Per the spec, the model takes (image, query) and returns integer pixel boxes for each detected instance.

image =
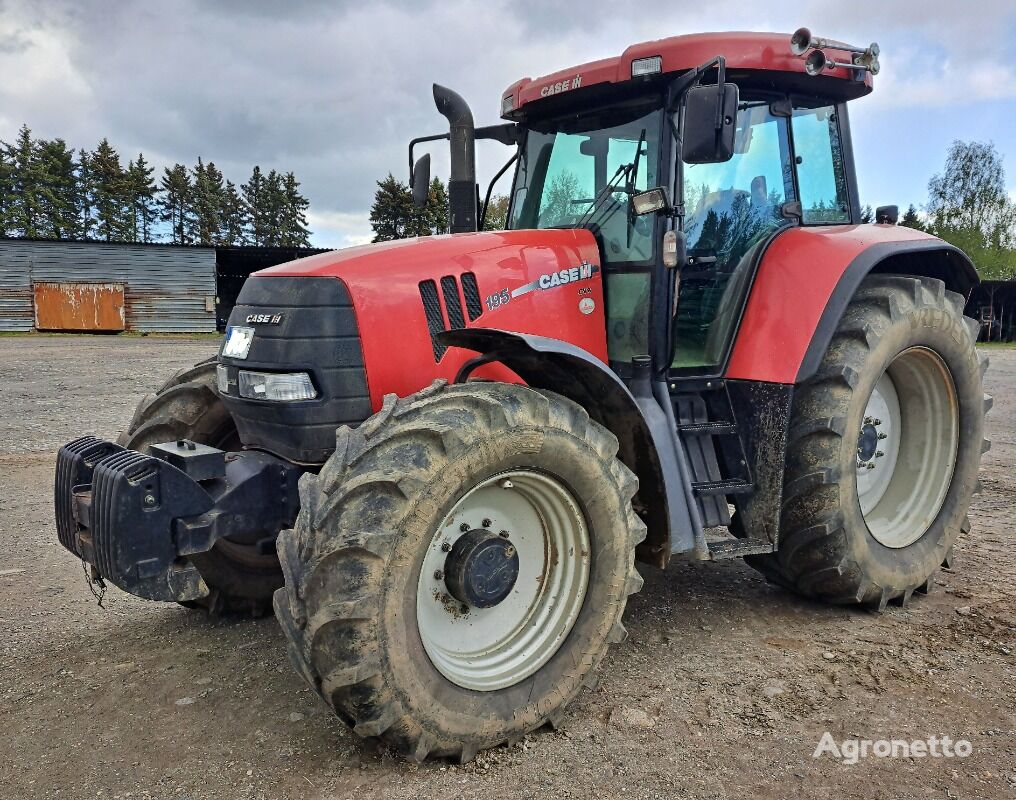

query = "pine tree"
[76,150,97,240]
[423,177,449,235]
[125,153,158,243]
[242,166,268,246]
[0,145,12,236]
[260,169,288,246]
[91,138,128,241]
[159,163,192,244]
[35,138,79,239]
[189,158,226,245]
[221,180,246,245]
[278,171,311,247]
[860,204,874,224]
[6,125,43,237]
[369,174,415,242]
[900,204,925,231]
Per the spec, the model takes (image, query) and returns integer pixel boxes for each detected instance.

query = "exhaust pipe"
[433,83,477,233]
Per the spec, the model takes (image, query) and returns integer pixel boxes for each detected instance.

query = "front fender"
[438,328,704,565]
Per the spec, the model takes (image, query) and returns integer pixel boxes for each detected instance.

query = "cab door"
[672,98,796,372]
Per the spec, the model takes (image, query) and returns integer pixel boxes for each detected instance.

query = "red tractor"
[56,30,989,761]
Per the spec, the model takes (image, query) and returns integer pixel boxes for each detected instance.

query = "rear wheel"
[119,358,283,615]
[274,381,645,761]
[746,274,989,609]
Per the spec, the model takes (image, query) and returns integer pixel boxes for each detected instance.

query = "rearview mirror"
[632,187,671,216]
[411,153,431,208]
[682,83,739,164]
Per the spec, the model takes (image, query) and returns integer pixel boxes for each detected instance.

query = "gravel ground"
[1,335,1013,800]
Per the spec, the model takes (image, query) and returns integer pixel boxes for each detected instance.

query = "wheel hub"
[444,529,519,608]
[856,418,886,467]
[416,469,590,691]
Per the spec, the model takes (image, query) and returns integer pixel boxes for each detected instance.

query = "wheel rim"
[855,347,959,548]
[416,470,590,691]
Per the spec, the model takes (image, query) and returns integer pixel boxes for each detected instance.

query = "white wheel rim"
[855,347,959,548]
[416,470,590,691]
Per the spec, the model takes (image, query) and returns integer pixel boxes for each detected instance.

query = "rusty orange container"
[33,282,126,332]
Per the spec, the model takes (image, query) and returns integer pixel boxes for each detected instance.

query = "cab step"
[679,421,738,436]
[692,478,753,497]
[707,538,775,560]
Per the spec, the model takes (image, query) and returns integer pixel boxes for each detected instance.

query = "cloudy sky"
[2,0,1015,247]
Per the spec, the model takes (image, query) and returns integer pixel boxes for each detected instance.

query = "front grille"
[219,276,371,464]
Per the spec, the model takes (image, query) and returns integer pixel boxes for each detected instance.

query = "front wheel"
[273,381,645,761]
[747,274,990,609]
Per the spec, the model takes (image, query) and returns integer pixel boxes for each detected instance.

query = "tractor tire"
[745,274,989,609]
[119,357,282,615]
[274,380,645,762]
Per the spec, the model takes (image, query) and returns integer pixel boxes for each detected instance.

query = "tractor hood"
[253,228,609,408]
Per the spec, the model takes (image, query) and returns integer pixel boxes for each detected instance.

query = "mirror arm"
[479,151,519,230]
[408,132,449,185]
[714,57,727,131]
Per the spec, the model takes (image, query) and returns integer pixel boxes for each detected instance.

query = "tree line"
[369,173,508,242]
[896,140,1016,280]
[0,124,311,247]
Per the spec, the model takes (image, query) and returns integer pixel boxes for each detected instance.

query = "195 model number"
[485,289,510,310]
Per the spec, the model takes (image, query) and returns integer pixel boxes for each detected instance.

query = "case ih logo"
[540,75,583,97]
[246,313,283,324]
[511,261,598,299]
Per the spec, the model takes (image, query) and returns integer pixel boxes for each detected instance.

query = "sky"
[2,0,1015,248]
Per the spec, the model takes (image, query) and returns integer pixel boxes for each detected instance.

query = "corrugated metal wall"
[0,239,217,332]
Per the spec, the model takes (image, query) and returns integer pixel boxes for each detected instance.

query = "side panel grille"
[419,273,484,362]
[441,276,466,330]
[419,280,447,361]
[460,272,483,321]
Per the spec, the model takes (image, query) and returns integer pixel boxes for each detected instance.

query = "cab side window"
[791,104,851,224]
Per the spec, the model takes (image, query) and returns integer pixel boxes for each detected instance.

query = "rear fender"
[438,328,705,566]
[726,226,978,384]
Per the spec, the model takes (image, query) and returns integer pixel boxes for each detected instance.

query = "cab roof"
[501,31,874,118]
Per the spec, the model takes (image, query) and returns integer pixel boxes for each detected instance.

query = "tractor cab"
[490,31,876,377]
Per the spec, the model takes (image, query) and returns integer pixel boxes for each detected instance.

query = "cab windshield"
[508,101,663,265]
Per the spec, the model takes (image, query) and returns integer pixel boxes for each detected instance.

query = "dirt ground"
[1,335,1013,800]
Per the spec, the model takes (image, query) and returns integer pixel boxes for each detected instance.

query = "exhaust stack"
[433,83,478,233]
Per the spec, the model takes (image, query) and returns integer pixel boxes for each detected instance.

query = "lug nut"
[434,570,444,580]
[499,530,510,538]
[459,523,470,532]
[878,432,888,440]
[441,541,452,552]
[866,463,876,470]
[482,518,492,528]
[143,494,156,506]
[505,546,516,558]
[873,418,882,426]
[500,478,514,489]
[875,450,884,458]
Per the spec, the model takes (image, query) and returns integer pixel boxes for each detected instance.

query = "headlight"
[216,364,230,394]
[237,370,318,401]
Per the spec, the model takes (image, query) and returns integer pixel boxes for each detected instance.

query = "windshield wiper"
[575,127,647,232]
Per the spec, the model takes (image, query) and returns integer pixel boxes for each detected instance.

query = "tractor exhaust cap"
[433,83,478,233]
